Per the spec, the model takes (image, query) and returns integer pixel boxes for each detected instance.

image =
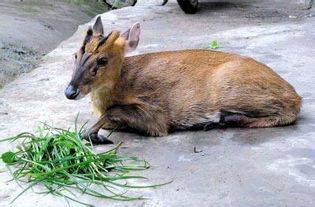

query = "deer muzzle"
[65,85,80,100]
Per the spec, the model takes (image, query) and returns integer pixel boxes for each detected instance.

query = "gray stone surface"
[0,0,315,206]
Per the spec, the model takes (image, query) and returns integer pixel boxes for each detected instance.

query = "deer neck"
[90,84,115,117]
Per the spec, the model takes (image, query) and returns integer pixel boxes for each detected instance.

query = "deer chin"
[73,91,87,100]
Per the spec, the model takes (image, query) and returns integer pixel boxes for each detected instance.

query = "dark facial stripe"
[83,28,93,46]
[96,32,113,50]
[70,53,93,87]
[79,53,92,67]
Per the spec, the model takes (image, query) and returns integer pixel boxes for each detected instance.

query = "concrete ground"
[0,0,315,206]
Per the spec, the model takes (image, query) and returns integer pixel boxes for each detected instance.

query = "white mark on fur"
[203,112,221,123]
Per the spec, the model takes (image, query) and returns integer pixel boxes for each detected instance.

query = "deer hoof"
[83,132,114,145]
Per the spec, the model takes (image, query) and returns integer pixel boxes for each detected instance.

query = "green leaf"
[1,151,16,164]
[209,40,219,49]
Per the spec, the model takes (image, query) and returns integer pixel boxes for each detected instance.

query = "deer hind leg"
[221,111,298,128]
[243,114,298,128]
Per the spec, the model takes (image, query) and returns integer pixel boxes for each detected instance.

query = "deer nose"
[65,85,80,100]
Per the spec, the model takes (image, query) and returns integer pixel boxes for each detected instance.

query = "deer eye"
[97,57,108,66]
[74,53,78,59]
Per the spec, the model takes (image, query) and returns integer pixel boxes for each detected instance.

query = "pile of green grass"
[0,123,166,206]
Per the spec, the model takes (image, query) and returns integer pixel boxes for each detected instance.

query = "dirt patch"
[0,42,40,87]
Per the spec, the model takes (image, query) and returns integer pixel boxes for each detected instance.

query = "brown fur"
[66,23,301,143]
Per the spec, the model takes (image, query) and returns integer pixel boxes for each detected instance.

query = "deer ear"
[121,22,140,53]
[93,16,104,35]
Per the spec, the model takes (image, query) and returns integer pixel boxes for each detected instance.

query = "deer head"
[65,16,140,100]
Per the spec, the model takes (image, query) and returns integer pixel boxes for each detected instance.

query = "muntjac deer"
[65,17,301,144]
